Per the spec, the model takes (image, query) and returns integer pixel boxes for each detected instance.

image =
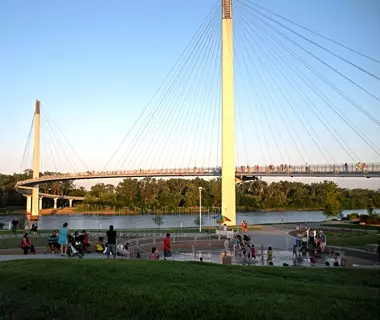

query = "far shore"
[0,206,374,217]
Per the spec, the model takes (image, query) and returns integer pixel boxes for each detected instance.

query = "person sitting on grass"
[48,231,60,254]
[20,233,35,255]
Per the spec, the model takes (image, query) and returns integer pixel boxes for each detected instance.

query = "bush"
[359,214,380,225]
[0,222,5,230]
[347,212,359,220]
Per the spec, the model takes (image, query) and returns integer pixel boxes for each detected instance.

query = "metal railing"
[15,162,380,189]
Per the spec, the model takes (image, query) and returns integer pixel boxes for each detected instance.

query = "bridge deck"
[15,163,380,190]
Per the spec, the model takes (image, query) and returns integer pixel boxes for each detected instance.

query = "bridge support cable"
[41,116,75,173]
[245,3,380,82]
[20,115,35,172]
[244,15,368,163]
[243,11,380,129]
[235,40,285,165]
[44,111,88,171]
[40,122,58,172]
[233,35,281,165]
[236,8,334,165]
[251,21,380,158]
[103,1,221,172]
[235,7,310,166]
[118,5,221,171]
[234,15,291,165]
[239,1,380,104]
[189,20,221,169]
[238,13,339,165]
[244,1,380,65]
[206,60,222,168]
[237,3,380,160]
[242,7,380,131]
[154,12,221,170]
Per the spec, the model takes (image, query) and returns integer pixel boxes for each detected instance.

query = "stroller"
[67,232,84,258]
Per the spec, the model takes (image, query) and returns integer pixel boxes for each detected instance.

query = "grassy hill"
[0,260,378,320]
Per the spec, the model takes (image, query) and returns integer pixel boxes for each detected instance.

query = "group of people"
[47,225,90,256]
[11,218,38,235]
[233,234,273,265]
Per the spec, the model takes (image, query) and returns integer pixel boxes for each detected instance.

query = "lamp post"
[199,187,203,232]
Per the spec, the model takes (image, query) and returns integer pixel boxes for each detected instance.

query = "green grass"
[322,223,380,230]
[326,232,380,248]
[0,260,378,320]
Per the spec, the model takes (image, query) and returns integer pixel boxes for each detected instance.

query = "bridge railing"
[14,162,380,188]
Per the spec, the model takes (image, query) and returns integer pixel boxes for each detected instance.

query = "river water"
[0,209,368,230]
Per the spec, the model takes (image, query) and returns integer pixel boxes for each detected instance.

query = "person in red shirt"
[163,233,172,260]
[20,233,36,255]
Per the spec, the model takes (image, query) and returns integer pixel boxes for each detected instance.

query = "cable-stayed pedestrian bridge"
[16,162,380,191]
[16,0,380,223]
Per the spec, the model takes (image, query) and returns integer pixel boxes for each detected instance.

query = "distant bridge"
[16,162,380,190]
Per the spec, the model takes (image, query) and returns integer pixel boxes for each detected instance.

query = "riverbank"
[1,206,371,217]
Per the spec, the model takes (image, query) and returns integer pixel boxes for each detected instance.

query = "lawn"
[326,231,379,248]
[322,223,380,231]
[0,260,379,320]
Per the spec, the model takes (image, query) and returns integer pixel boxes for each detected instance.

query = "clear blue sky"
[1,0,379,189]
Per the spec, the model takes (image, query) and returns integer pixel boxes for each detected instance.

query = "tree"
[323,182,342,218]
[152,215,164,227]
[194,216,204,226]
[367,200,374,216]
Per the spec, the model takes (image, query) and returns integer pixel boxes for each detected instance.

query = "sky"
[0,0,379,188]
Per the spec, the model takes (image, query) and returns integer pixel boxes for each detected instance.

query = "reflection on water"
[0,209,369,230]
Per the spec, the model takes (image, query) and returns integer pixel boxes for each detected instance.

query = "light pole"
[199,187,203,232]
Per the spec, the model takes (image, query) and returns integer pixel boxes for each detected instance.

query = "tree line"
[1,170,379,217]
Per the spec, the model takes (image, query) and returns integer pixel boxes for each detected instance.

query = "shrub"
[0,222,5,230]
[347,212,359,220]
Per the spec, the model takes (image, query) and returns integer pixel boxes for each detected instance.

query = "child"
[267,246,273,264]
[310,255,317,267]
[251,245,256,264]
[292,245,297,259]
[150,247,159,260]
[333,252,340,267]
[233,236,238,255]
[96,237,105,254]
[163,233,172,260]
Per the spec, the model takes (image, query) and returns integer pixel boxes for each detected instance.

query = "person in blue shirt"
[58,223,69,256]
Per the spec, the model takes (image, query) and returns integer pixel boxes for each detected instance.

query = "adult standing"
[106,225,117,259]
[58,222,69,256]
[11,219,18,234]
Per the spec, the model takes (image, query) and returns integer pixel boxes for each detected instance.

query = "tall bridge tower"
[221,0,236,225]
[31,99,41,219]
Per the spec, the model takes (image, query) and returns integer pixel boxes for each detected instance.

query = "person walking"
[163,233,172,260]
[106,225,117,259]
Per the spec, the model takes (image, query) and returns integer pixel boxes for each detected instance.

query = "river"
[0,209,369,230]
